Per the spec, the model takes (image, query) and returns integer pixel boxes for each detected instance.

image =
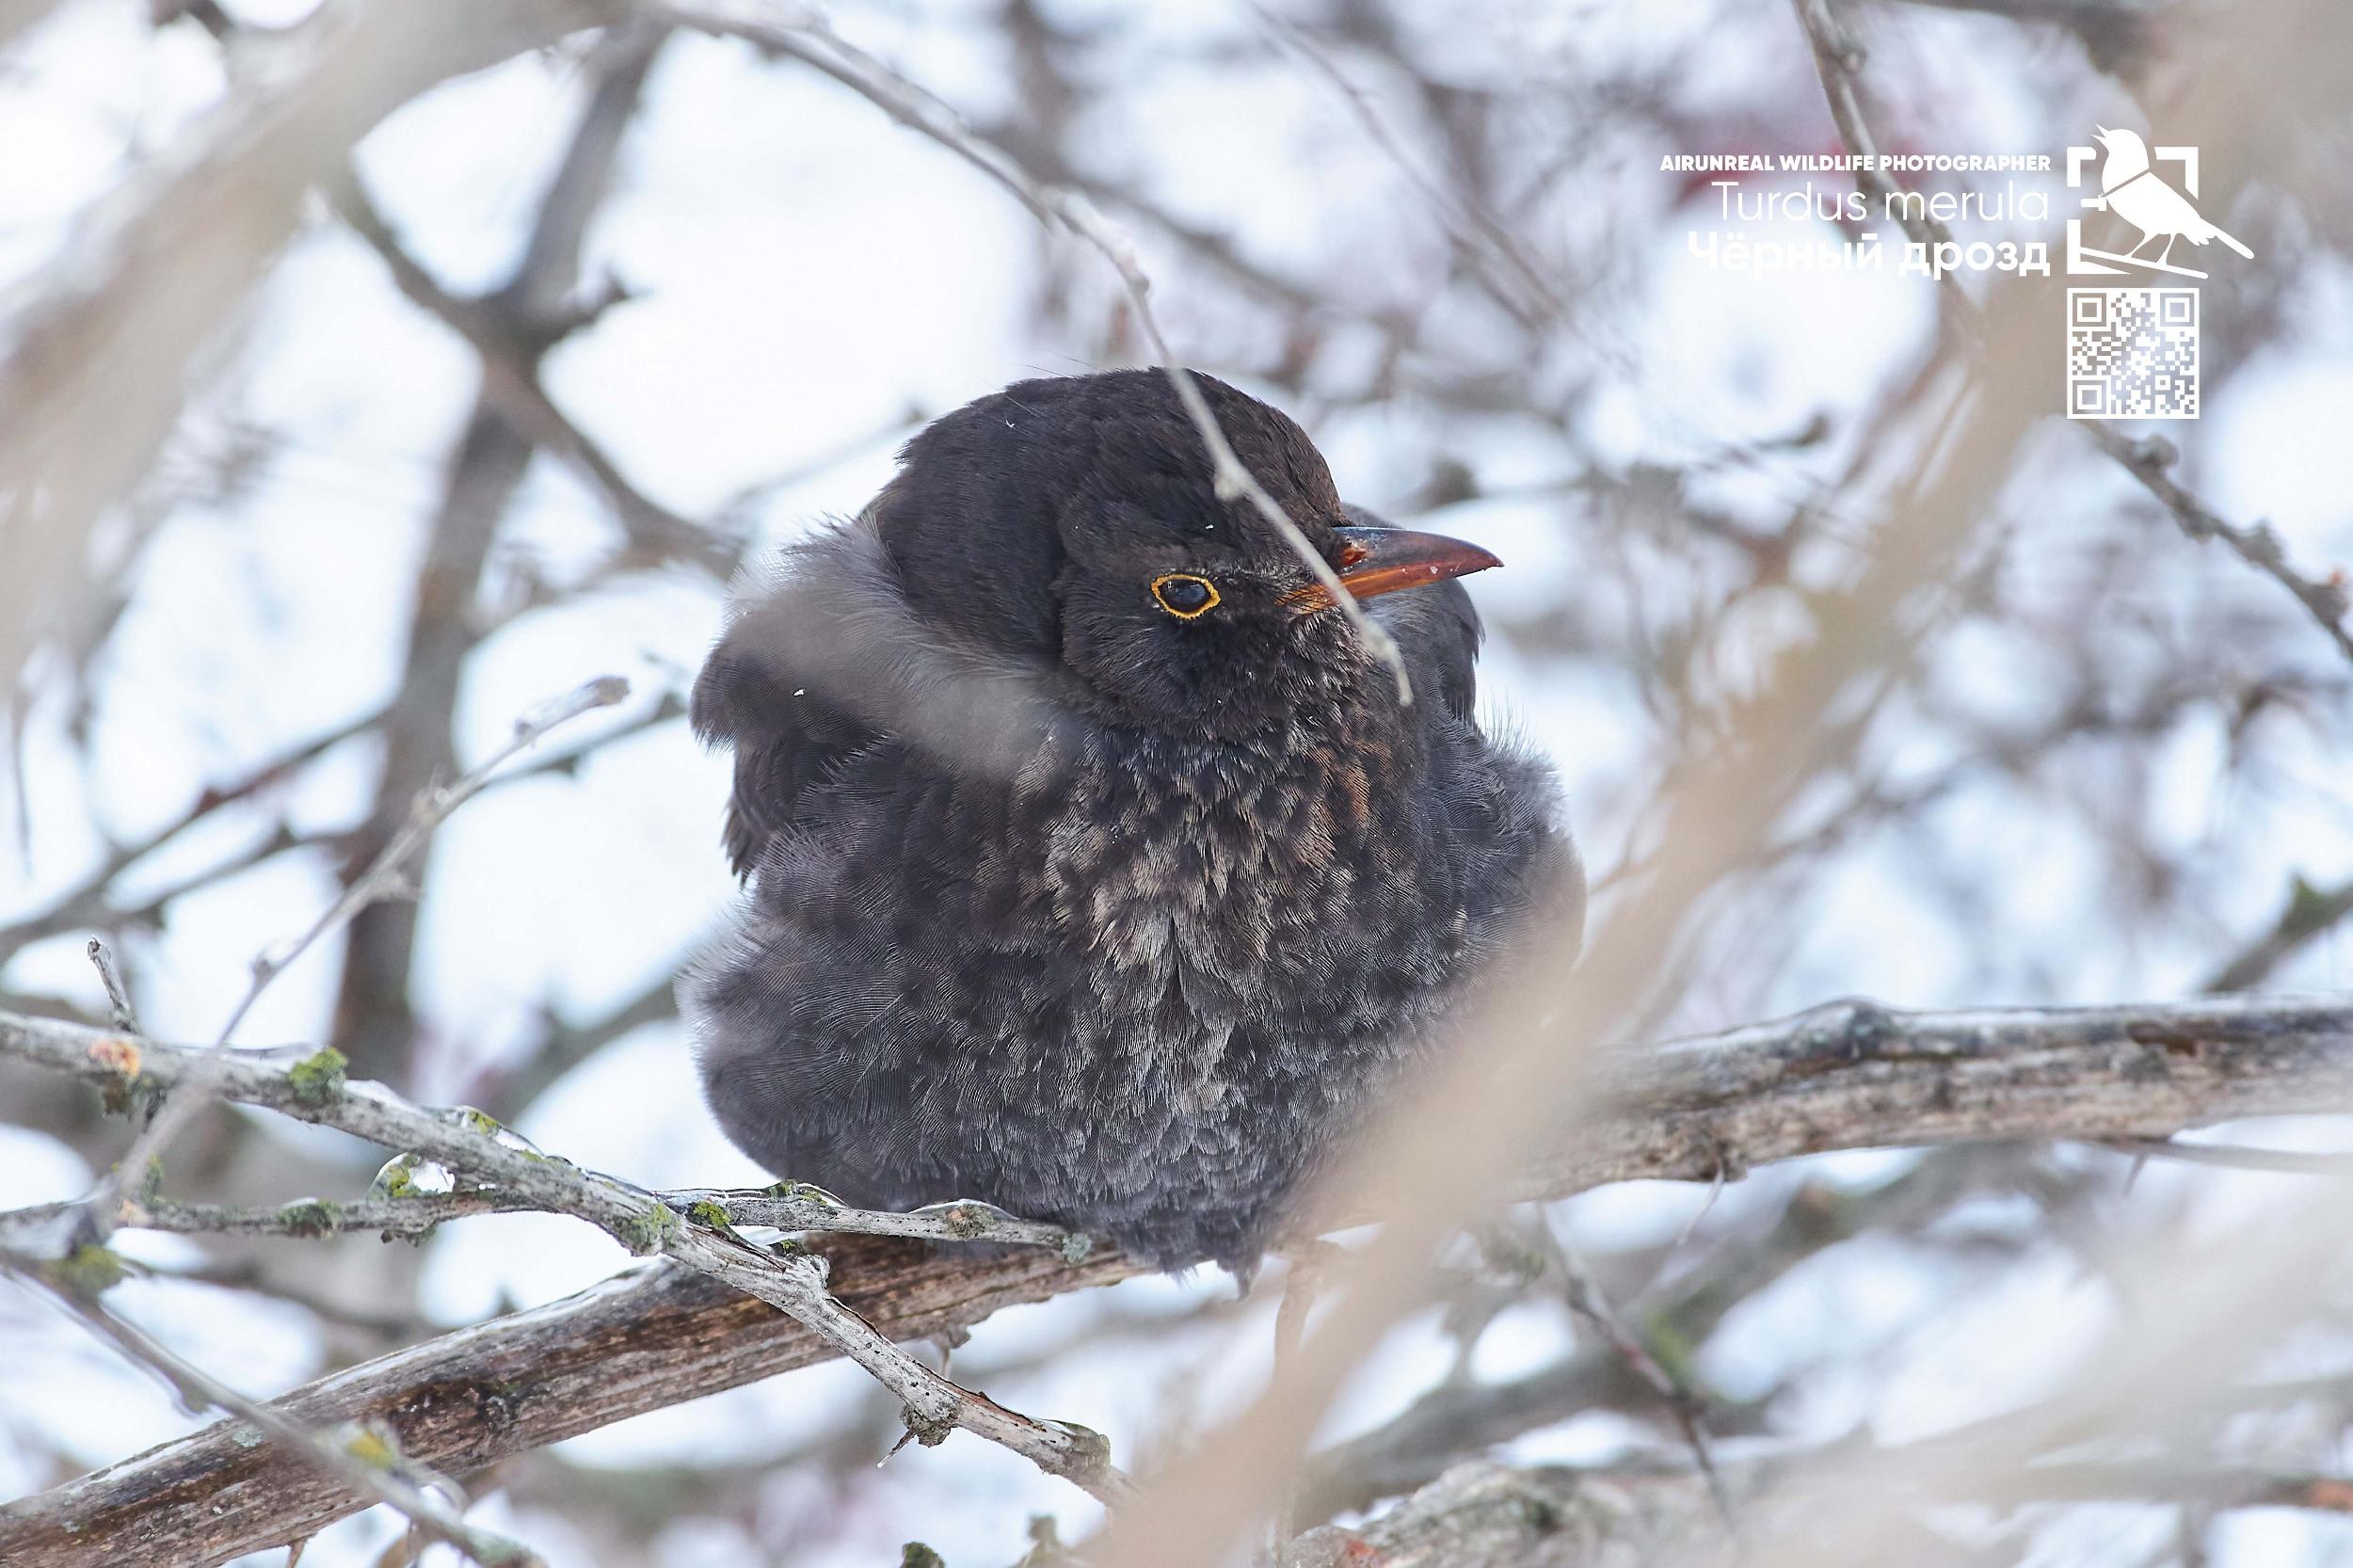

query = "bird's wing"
[1372,578,1484,724]
[1385,582,1585,960]
[691,600,882,881]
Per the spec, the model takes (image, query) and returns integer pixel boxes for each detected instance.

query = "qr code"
[2067,288,2198,420]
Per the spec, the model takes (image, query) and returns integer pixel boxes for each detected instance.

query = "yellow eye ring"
[1149,572,1221,620]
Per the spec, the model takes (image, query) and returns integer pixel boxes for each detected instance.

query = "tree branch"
[0,1000,1130,1534]
[1298,1145,2088,1522]
[0,1254,545,1568]
[0,703,389,963]
[1286,1460,1731,1568]
[2080,424,2353,664]
[1793,0,1978,333]
[0,690,681,980]
[1,993,2346,1565]
[5,1186,1091,1256]
[330,172,733,580]
[318,22,673,1086]
[1284,1446,2353,1568]
[0,1238,1133,1568]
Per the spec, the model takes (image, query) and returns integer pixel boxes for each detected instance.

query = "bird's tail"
[2215,227,2254,258]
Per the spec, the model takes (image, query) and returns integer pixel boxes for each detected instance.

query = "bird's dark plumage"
[686,370,1577,1275]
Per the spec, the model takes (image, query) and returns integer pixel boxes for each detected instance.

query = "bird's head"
[869,370,1498,740]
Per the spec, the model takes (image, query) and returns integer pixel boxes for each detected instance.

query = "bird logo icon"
[2069,127,2252,279]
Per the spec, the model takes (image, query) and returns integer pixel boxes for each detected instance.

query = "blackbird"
[686,370,1577,1275]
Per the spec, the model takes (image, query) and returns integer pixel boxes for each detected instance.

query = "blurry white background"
[3,1,2350,1563]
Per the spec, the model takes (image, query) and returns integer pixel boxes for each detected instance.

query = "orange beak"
[1284,525,1502,614]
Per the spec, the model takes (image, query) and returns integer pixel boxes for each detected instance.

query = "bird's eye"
[1149,573,1220,620]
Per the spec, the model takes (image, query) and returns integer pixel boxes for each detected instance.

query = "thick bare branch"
[1287,1461,1732,1568]
[1521,995,2353,1199]
[0,1256,544,1568]
[0,1239,1134,1568]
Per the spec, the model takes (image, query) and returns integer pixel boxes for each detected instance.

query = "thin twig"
[2100,1136,2353,1176]
[8,1186,1095,1257]
[0,703,387,961]
[1254,6,1567,328]
[1542,1221,1737,1531]
[84,939,138,1034]
[666,1188,1095,1256]
[2,692,681,976]
[661,0,1415,702]
[250,677,627,1038]
[2080,424,2353,664]
[124,1254,427,1342]
[477,690,688,792]
[1792,0,1980,332]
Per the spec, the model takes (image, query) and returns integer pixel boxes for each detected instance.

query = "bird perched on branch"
[686,370,1577,1276]
[2089,125,2253,269]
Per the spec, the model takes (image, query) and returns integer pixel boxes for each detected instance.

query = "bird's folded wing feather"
[691,603,882,881]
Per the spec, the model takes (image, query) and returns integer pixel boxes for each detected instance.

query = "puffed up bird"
[2089,125,2253,269]
[685,370,1578,1276]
